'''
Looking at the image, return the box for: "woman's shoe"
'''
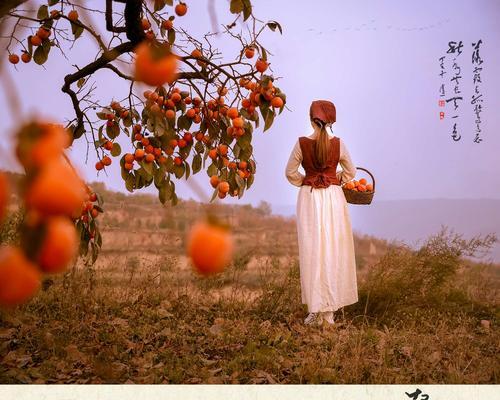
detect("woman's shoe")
[322,311,335,325]
[304,312,323,326]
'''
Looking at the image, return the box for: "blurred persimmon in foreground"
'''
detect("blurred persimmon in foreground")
[134,41,178,87]
[16,122,70,170]
[0,172,9,222]
[186,219,234,276]
[0,246,41,307]
[25,157,86,218]
[36,216,78,274]
[0,120,95,308]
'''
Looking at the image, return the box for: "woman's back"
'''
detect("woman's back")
[299,135,341,189]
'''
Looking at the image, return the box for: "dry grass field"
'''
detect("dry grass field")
[0,181,498,384]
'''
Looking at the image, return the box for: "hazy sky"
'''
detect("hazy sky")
[1,0,499,207]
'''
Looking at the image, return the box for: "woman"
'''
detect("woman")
[285,100,358,326]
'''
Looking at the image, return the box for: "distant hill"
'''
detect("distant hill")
[273,198,500,263]
[4,169,498,263]
[1,171,394,268]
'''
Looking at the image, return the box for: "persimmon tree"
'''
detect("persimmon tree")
[4,0,286,207]
[0,0,286,290]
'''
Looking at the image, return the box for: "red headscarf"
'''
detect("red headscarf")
[310,100,336,124]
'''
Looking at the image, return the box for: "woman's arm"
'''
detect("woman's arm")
[285,139,305,187]
[336,138,356,184]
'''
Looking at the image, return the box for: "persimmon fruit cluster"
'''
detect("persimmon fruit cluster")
[343,177,373,192]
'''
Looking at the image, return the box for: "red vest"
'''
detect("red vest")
[299,136,341,192]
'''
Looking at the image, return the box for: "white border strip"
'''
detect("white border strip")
[0,384,498,399]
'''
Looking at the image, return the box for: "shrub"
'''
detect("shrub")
[356,226,497,318]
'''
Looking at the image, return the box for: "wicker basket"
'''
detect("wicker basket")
[341,167,375,205]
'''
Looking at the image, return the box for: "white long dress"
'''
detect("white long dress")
[285,133,359,313]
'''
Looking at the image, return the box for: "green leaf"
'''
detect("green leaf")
[248,159,256,173]
[77,77,85,88]
[260,45,267,61]
[207,162,218,177]
[165,156,174,173]
[33,40,51,65]
[261,74,273,88]
[210,188,218,203]
[168,29,176,44]
[171,191,178,206]
[159,180,170,204]
[111,142,121,157]
[79,241,88,257]
[242,0,252,20]
[96,231,103,247]
[236,131,251,151]
[238,184,245,199]
[27,36,33,55]
[98,125,105,141]
[228,169,236,189]
[276,93,287,115]
[254,112,260,128]
[145,161,156,177]
[153,116,167,136]
[44,19,54,30]
[135,172,143,189]
[259,102,270,121]
[96,112,109,120]
[240,109,252,121]
[194,140,204,154]
[239,142,253,161]
[122,114,133,128]
[246,173,254,189]
[154,0,167,11]
[106,122,120,139]
[71,21,84,39]
[120,166,129,181]
[177,114,192,131]
[264,109,275,132]
[48,0,60,6]
[178,101,186,114]
[185,161,191,180]
[69,123,85,140]
[267,21,283,34]
[235,173,245,190]
[233,143,241,159]
[245,123,254,137]
[140,161,154,177]
[173,163,185,179]
[192,154,202,174]
[37,5,48,19]
[155,165,167,187]
[125,174,135,192]
[230,0,244,14]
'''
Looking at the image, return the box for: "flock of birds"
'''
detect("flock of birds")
[306,18,451,35]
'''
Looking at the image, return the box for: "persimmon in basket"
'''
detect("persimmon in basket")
[343,177,373,192]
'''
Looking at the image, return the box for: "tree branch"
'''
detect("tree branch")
[105,0,126,33]
[105,0,144,43]
[0,0,28,19]
[61,0,145,137]
[103,64,133,80]
[62,41,136,135]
